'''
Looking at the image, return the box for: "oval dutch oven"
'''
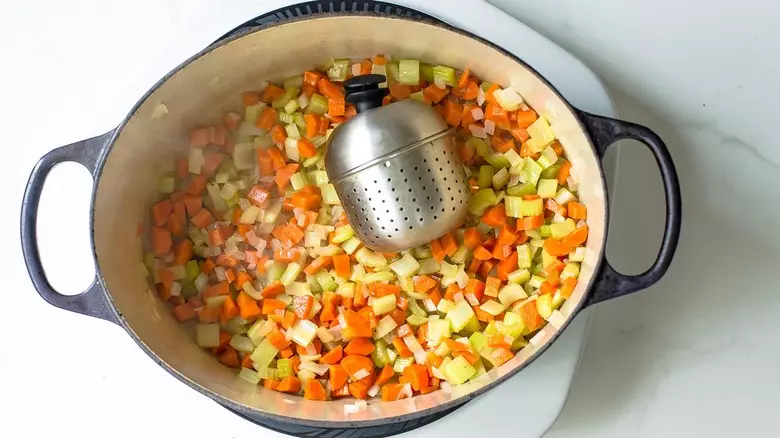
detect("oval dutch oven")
[21,3,681,437]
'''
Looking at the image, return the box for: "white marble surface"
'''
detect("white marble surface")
[2,1,779,438]
[488,0,780,436]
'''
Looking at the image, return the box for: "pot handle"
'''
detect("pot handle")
[21,132,119,324]
[578,111,682,305]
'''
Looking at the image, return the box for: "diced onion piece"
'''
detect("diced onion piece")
[471,107,484,121]
[169,281,182,297]
[374,315,399,339]
[284,137,300,162]
[372,294,397,316]
[389,253,420,277]
[434,76,447,89]
[215,266,227,282]
[194,273,209,293]
[188,148,204,174]
[368,384,381,398]
[477,86,486,106]
[397,383,413,400]
[480,300,505,316]
[483,119,496,135]
[299,361,330,376]
[353,368,371,380]
[493,86,524,111]
[469,124,487,139]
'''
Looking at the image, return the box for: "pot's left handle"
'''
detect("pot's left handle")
[21,131,119,324]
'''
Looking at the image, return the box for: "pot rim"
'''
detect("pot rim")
[90,12,609,428]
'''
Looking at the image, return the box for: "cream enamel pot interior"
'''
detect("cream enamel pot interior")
[21,13,681,435]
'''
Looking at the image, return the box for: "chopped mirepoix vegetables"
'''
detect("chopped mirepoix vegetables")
[145,55,589,402]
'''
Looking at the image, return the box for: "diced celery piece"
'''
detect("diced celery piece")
[250,339,279,368]
[262,201,282,224]
[443,355,477,385]
[536,294,553,320]
[468,188,497,215]
[470,359,487,381]
[439,261,458,278]
[399,276,416,294]
[508,268,531,284]
[407,314,428,326]
[552,290,566,310]
[373,315,399,340]
[485,153,511,169]
[413,246,433,259]
[157,176,175,194]
[550,219,577,239]
[276,358,293,379]
[554,188,578,206]
[271,88,296,110]
[531,263,544,276]
[294,112,307,130]
[539,225,551,238]
[307,274,323,294]
[280,262,302,286]
[306,93,328,115]
[520,197,544,217]
[289,172,307,191]
[239,367,261,384]
[522,157,543,186]
[498,283,528,307]
[332,225,354,244]
[447,300,476,332]
[410,91,426,102]
[283,75,304,89]
[393,357,414,374]
[310,170,329,186]
[337,282,355,299]
[561,263,580,280]
[282,99,299,115]
[232,142,255,171]
[467,137,491,157]
[418,258,439,275]
[303,151,323,168]
[254,135,273,149]
[526,116,556,152]
[390,253,420,277]
[247,320,267,346]
[469,331,487,352]
[355,247,387,267]
[230,334,255,353]
[537,154,554,170]
[205,295,228,309]
[537,179,558,198]
[256,367,278,381]
[372,294,397,316]
[245,103,265,125]
[371,339,391,368]
[507,182,536,197]
[267,262,286,282]
[542,146,559,164]
[341,236,362,255]
[437,299,456,314]
[185,260,199,281]
[327,59,350,81]
[239,206,262,224]
[432,65,457,86]
[398,59,420,85]
[315,270,337,292]
[528,275,544,289]
[385,61,400,83]
[320,183,340,205]
[480,299,505,316]
[541,163,562,179]
[463,315,481,333]
[285,123,301,140]
[427,319,452,347]
[450,245,471,265]
[478,165,494,189]
[504,148,523,167]
[484,321,498,336]
[420,63,435,82]
[196,323,220,348]
[434,342,451,357]
[289,319,318,347]
[504,196,523,218]
[492,167,510,190]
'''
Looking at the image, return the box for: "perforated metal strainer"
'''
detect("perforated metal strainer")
[325,75,469,252]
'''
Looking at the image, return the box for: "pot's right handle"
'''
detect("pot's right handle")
[578,111,682,306]
[21,132,119,324]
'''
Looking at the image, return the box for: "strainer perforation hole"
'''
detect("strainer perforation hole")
[353,188,357,193]
[408,188,412,193]
[451,169,455,175]
[418,177,422,181]
[387,178,391,182]
[435,188,439,192]
[416,208,421,212]
[414,167,418,171]
[381,226,385,230]
[396,198,400,202]
[404,179,408,183]
[368,197,372,201]
[426,196,431,200]
[447,187,451,191]
[391,188,396,192]
[452,207,456,211]
[386,210,390,213]
[364,188,368,191]
[372,207,376,211]
[404,217,409,221]
[390,219,394,223]
[430,206,434,210]
[439,167,443,171]
[400,207,404,211]
[395,228,399,232]
[443,177,447,181]
[435,157,439,162]
[427,169,431,173]
[439,198,443,202]
[423,159,427,163]
[378,189,382,193]
[387,234,392,238]
[374,180,377,184]
[441,208,445,213]
[419,218,423,222]
[409,226,413,229]
[433,215,438,220]
[451,197,454,201]
[460,200,463,204]
[412,198,416,202]
[400,169,404,173]
[382,199,386,203]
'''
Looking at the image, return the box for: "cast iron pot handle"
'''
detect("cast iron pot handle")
[578,111,682,306]
[21,131,119,324]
